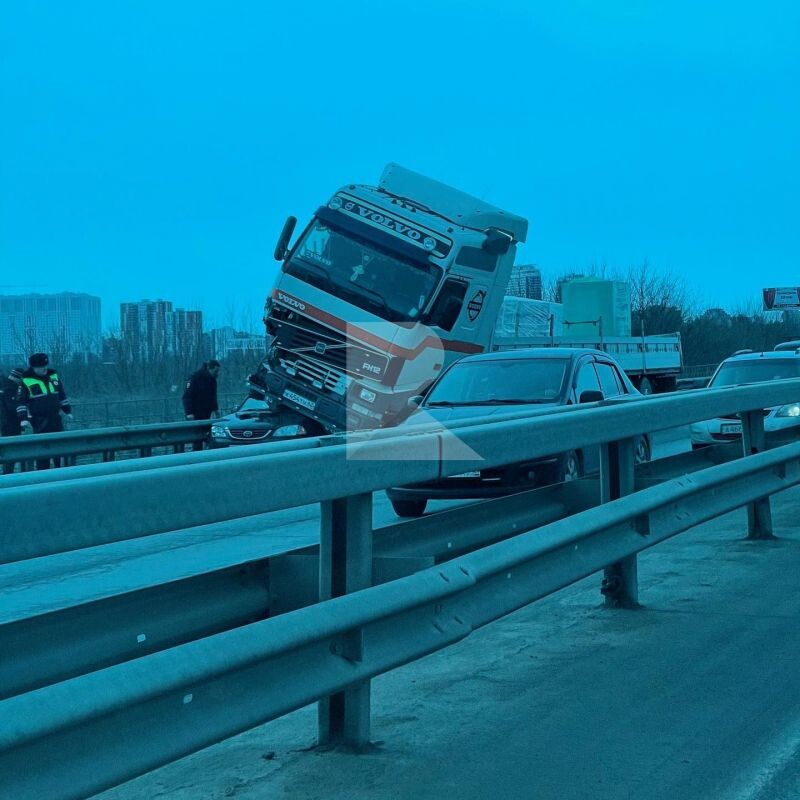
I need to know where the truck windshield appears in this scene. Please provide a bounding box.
[710,359,800,387]
[425,358,570,406]
[284,219,441,323]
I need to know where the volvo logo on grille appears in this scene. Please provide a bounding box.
[315,342,327,355]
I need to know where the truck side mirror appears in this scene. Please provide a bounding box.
[274,216,298,261]
[579,389,604,404]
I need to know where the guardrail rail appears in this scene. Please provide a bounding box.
[1,380,799,799]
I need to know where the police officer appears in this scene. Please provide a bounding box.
[0,367,24,475]
[16,353,73,470]
[182,360,221,420]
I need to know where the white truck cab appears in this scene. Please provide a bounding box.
[262,164,528,433]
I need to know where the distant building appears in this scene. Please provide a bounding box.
[167,308,203,359]
[0,292,101,362]
[506,264,543,300]
[120,300,203,361]
[208,327,265,359]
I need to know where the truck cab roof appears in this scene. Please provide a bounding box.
[377,163,528,243]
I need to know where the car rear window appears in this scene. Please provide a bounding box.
[425,358,569,405]
[710,359,800,387]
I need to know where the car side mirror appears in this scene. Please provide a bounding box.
[274,216,297,261]
[408,395,424,408]
[579,389,604,404]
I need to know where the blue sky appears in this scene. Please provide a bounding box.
[2,1,798,328]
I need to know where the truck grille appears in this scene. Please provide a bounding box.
[270,305,388,378]
[280,356,345,393]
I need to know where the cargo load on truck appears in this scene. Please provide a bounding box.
[494,297,563,338]
[491,277,682,394]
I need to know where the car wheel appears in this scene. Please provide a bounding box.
[559,450,582,482]
[634,435,650,464]
[391,498,427,518]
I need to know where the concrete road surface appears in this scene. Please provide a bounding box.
[100,483,800,800]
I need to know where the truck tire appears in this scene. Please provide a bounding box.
[637,376,654,395]
[391,498,427,518]
[634,435,650,464]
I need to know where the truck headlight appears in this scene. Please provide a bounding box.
[776,403,800,417]
[359,388,377,404]
[211,425,228,438]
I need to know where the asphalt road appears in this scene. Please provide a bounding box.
[98,477,800,800]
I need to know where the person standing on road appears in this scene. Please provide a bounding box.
[0,367,25,475]
[182,360,221,420]
[16,353,73,470]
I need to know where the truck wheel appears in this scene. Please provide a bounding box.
[391,499,427,517]
[638,377,654,395]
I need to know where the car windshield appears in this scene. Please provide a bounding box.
[425,358,569,406]
[284,219,441,323]
[710,359,800,387]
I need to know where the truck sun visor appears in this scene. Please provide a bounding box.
[314,206,437,269]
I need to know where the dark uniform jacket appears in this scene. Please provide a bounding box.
[16,368,71,434]
[182,368,219,419]
[0,377,21,436]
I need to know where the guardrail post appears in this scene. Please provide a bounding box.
[742,410,774,540]
[318,492,373,750]
[600,438,639,608]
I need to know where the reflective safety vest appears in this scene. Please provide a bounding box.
[22,374,59,397]
[17,370,70,422]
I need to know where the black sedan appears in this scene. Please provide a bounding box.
[386,348,650,517]
[209,396,319,447]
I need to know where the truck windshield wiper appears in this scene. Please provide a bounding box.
[345,283,391,317]
[290,257,334,292]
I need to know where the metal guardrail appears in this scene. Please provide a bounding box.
[0,419,212,466]
[1,380,799,798]
[2,373,717,471]
[68,392,244,429]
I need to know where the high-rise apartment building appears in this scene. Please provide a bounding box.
[506,264,543,300]
[120,300,203,361]
[0,292,101,362]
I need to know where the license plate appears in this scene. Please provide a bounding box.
[283,389,315,411]
[720,423,742,435]
[449,471,481,479]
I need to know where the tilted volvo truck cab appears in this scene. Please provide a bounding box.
[258,163,529,434]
